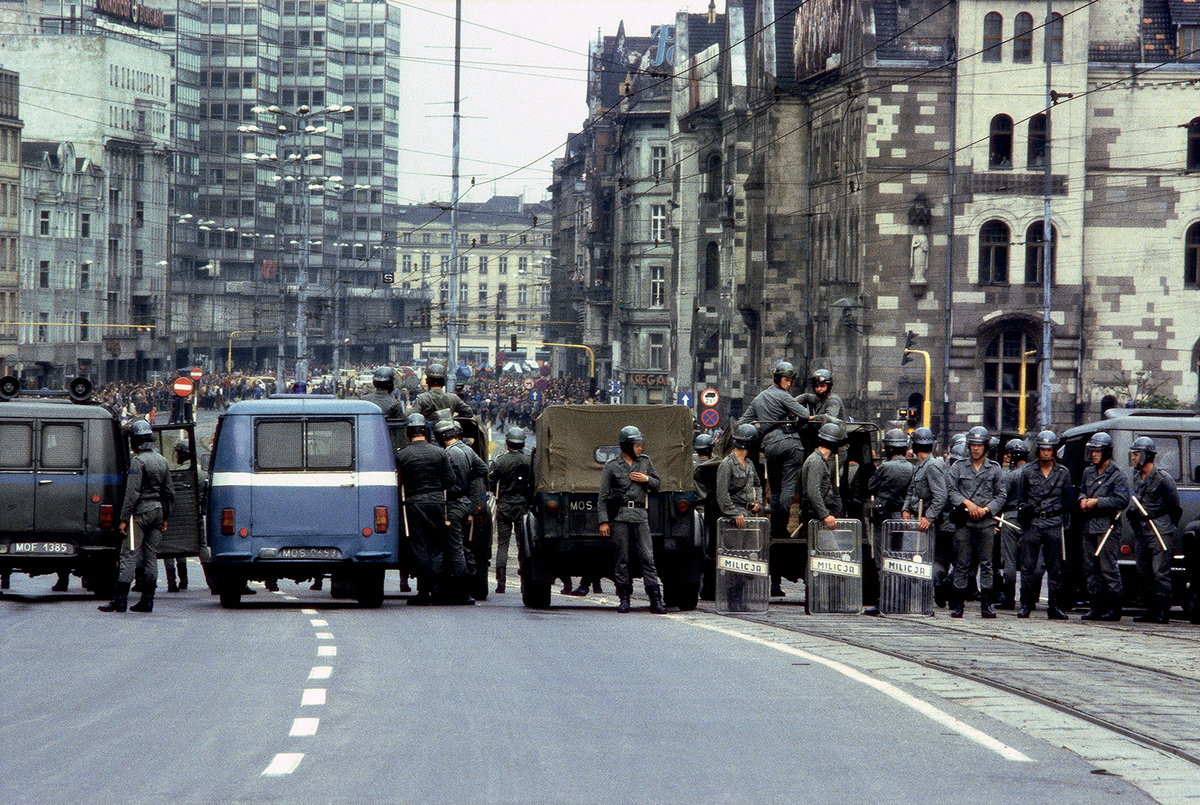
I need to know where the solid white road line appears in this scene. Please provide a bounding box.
[290,718,320,737]
[309,666,332,680]
[262,753,304,776]
[682,617,1034,763]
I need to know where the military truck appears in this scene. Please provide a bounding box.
[519,404,703,610]
[1061,410,1200,621]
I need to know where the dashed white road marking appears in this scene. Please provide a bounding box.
[309,666,332,680]
[301,688,326,706]
[262,753,304,776]
[301,608,318,615]
[310,619,328,627]
[315,632,334,639]
[679,616,1034,763]
[317,645,337,657]
[290,718,320,737]
[282,595,298,601]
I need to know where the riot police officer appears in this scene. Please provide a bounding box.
[436,418,488,604]
[716,424,763,526]
[362,366,402,418]
[1013,430,1072,620]
[996,439,1030,610]
[395,413,453,606]
[902,427,948,602]
[100,420,174,614]
[944,425,1006,619]
[598,426,665,614]
[866,428,915,613]
[1078,432,1131,621]
[490,427,533,594]
[1128,437,1180,624]
[803,423,845,530]
[415,363,475,425]
[738,361,810,595]
[797,368,845,426]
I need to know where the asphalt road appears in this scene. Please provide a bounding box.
[0,571,1159,805]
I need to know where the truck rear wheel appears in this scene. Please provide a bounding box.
[521,561,552,609]
[666,580,699,611]
[218,571,244,608]
[356,567,385,608]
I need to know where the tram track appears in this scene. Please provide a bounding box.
[722,604,1200,768]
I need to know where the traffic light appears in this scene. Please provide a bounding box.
[510,334,518,351]
[906,392,923,434]
[902,331,916,365]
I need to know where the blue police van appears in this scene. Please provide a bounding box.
[206,396,399,607]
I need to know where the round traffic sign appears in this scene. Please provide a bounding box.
[172,377,195,397]
[700,388,720,407]
[535,378,548,390]
[496,350,506,363]
[700,407,720,429]
[189,366,203,380]
[539,364,551,377]
[522,378,535,391]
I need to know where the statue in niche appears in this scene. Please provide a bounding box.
[910,232,929,285]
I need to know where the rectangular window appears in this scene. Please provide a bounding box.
[0,423,33,468]
[41,423,83,468]
[650,204,668,242]
[499,256,508,275]
[649,333,665,369]
[39,210,50,235]
[81,213,91,238]
[255,419,354,471]
[80,262,91,290]
[39,260,50,288]
[80,311,89,341]
[1181,26,1200,60]
[518,284,528,305]
[478,285,488,305]
[402,254,412,273]
[650,265,666,307]
[479,256,488,274]
[651,145,667,180]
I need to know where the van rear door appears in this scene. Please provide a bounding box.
[34,420,87,536]
[0,419,35,533]
[251,417,359,540]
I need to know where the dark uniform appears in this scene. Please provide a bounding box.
[1013,460,1073,617]
[490,444,533,592]
[1130,458,1179,622]
[738,383,808,542]
[716,451,762,519]
[867,452,915,609]
[445,437,488,603]
[599,450,662,607]
[1078,460,1131,618]
[104,433,174,613]
[415,388,474,425]
[362,388,402,419]
[997,457,1029,607]
[802,447,841,523]
[396,439,453,602]
[945,449,1006,612]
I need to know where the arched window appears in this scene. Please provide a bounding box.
[979,220,1010,284]
[983,330,1039,432]
[705,153,722,201]
[989,114,1013,168]
[1013,13,1033,63]
[983,12,1003,62]
[1024,222,1057,285]
[1186,222,1200,287]
[705,241,720,291]
[1028,113,1048,168]
[1188,118,1200,171]
[1045,12,1064,63]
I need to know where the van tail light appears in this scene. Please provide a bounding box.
[675,496,691,515]
[1120,544,1132,556]
[374,506,389,534]
[100,504,114,529]
[545,496,560,516]
[221,508,235,536]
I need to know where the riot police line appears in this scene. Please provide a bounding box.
[691,361,1200,624]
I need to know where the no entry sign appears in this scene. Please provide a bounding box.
[172,377,195,397]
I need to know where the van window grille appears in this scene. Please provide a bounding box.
[255,419,354,471]
[0,424,32,467]
[40,424,83,468]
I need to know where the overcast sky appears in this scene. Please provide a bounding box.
[395,0,698,205]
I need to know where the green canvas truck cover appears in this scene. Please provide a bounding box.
[533,404,695,493]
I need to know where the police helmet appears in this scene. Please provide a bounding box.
[732,423,759,448]
[373,365,396,389]
[773,361,798,384]
[911,427,936,452]
[1130,435,1156,469]
[949,442,968,462]
[1034,430,1058,452]
[1005,438,1030,459]
[693,433,716,455]
[966,425,990,446]
[505,427,526,449]
[174,438,193,462]
[618,425,644,455]
[1086,431,1114,460]
[883,428,908,453]
[811,368,833,390]
[951,432,967,448]
[433,418,461,444]
[817,422,844,447]
[404,412,428,437]
[129,419,153,450]
[425,363,447,385]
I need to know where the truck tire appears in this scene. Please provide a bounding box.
[521,560,552,609]
[217,571,244,608]
[356,567,385,608]
[87,556,118,598]
[667,580,699,611]
[219,587,243,608]
[472,567,490,602]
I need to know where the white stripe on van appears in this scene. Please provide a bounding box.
[211,471,396,487]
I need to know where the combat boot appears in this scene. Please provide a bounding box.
[647,585,667,614]
[495,567,506,594]
[770,574,785,597]
[177,562,188,591]
[997,580,1017,610]
[1156,594,1172,624]
[571,580,589,596]
[1133,599,1159,623]
[1017,603,1032,618]
[1081,594,1105,621]
[592,579,603,594]
[617,589,632,613]
[949,586,964,619]
[1099,600,1122,621]
[98,582,130,613]
[980,590,996,619]
[1046,594,1068,620]
[130,590,154,612]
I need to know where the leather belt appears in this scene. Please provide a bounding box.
[625,500,639,508]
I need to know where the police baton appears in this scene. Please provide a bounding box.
[128,516,136,551]
[995,514,1019,531]
[1130,496,1168,552]
[398,477,412,542]
[1094,513,1118,556]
